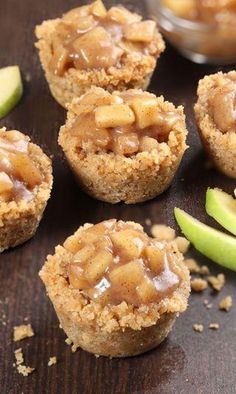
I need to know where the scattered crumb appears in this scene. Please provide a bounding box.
[65,338,72,346]
[145,218,152,226]
[95,354,100,358]
[206,303,213,309]
[191,278,208,292]
[193,324,204,332]
[208,274,225,291]
[219,296,232,312]
[17,365,35,377]
[203,299,209,305]
[200,265,210,276]
[14,348,24,365]
[150,224,175,241]
[184,258,200,273]
[175,237,190,254]
[13,324,34,342]
[71,344,78,353]
[14,348,35,376]
[48,356,57,366]
[209,323,219,330]
[65,337,78,352]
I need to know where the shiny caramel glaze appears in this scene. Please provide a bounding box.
[0,130,43,203]
[64,220,183,306]
[49,0,157,76]
[68,89,181,156]
[207,74,236,132]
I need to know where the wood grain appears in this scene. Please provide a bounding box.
[0,1,235,393]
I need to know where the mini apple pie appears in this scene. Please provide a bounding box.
[58,87,188,204]
[0,128,53,252]
[39,219,190,357]
[195,71,236,178]
[35,0,165,108]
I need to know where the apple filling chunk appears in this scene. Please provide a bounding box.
[48,0,157,76]
[208,82,236,133]
[69,89,182,156]
[0,130,42,203]
[65,220,182,306]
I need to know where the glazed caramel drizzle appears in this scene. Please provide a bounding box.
[66,220,181,306]
[0,132,42,203]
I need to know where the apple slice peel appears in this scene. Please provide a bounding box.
[174,207,236,272]
[0,66,23,119]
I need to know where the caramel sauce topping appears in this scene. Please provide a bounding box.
[49,0,156,76]
[64,220,182,306]
[68,89,181,156]
[208,79,236,132]
[0,130,43,203]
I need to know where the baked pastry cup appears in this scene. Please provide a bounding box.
[39,219,190,358]
[195,71,236,178]
[0,128,53,252]
[58,87,188,204]
[35,0,165,108]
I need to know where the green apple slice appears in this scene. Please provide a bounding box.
[174,207,236,271]
[0,66,23,119]
[206,188,236,236]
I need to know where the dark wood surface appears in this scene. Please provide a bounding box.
[0,1,236,393]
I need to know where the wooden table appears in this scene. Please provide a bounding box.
[0,1,236,393]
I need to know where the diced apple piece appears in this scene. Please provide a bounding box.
[76,15,96,32]
[68,264,90,289]
[0,171,13,201]
[80,90,113,107]
[139,136,158,152]
[107,6,142,24]
[110,229,145,260]
[64,236,82,253]
[136,276,157,304]
[208,85,236,133]
[109,260,144,287]
[124,21,156,43]
[84,250,113,283]
[130,97,158,129]
[145,246,165,274]
[95,104,135,128]
[72,26,120,70]
[113,133,139,155]
[63,5,90,21]
[91,0,107,18]
[50,44,70,77]
[73,244,96,264]
[10,153,42,188]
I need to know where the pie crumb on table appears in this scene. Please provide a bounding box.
[13,324,34,342]
[219,296,233,312]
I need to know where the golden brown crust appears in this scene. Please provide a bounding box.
[39,221,190,357]
[0,128,53,252]
[194,71,236,178]
[35,17,165,108]
[58,88,188,204]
